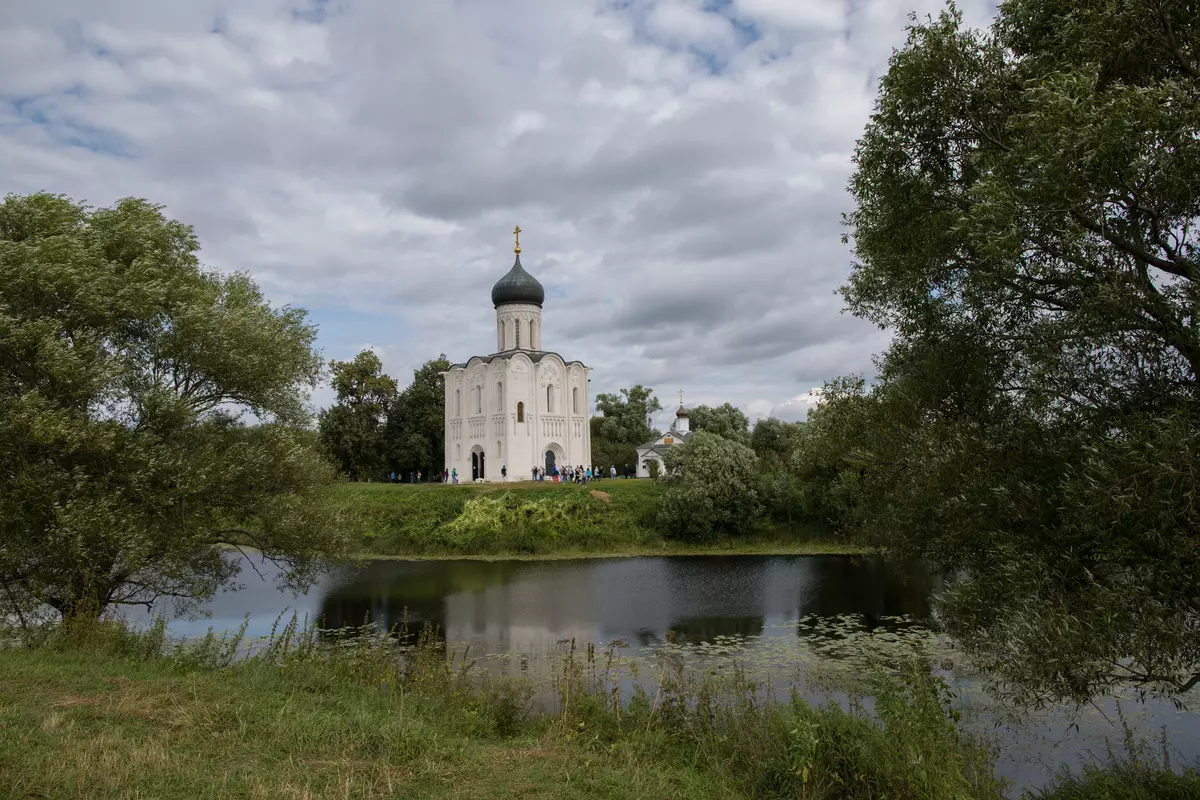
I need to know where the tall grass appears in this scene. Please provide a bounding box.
[7,618,1194,798]
[5,615,1004,800]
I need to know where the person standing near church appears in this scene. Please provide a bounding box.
[501,465,507,482]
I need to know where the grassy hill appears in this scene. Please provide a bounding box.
[323,480,856,558]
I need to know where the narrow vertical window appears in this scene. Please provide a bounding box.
[455,389,461,417]
[515,320,521,349]
[572,386,579,414]
[496,381,503,411]
[546,384,554,413]
[517,402,525,423]
[476,386,482,414]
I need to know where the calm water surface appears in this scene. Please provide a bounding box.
[127,554,1200,796]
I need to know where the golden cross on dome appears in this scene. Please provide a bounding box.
[679,389,684,406]
[513,226,522,254]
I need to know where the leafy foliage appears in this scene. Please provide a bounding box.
[659,431,761,540]
[318,350,397,480]
[0,192,347,623]
[688,402,751,445]
[749,416,806,471]
[386,355,451,479]
[801,0,1200,703]
[591,385,663,475]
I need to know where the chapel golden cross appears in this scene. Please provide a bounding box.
[513,226,522,254]
[679,389,684,406]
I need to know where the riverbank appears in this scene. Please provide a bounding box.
[4,626,1192,800]
[326,480,865,559]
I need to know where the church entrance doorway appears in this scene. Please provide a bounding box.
[472,449,486,481]
[544,449,556,475]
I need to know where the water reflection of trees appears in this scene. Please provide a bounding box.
[317,560,529,639]
[794,556,935,641]
[663,615,765,643]
[314,555,938,650]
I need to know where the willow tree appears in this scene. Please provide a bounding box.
[0,193,347,626]
[824,0,1200,703]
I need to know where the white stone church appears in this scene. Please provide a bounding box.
[442,230,592,481]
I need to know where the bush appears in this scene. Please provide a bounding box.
[659,431,762,540]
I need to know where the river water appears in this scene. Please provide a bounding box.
[125,553,1200,796]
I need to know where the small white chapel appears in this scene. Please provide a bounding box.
[635,393,693,478]
[442,228,592,481]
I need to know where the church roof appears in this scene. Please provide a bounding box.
[449,349,588,370]
[637,430,694,451]
[491,254,545,307]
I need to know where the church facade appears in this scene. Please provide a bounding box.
[442,229,592,481]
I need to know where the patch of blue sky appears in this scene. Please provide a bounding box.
[304,306,410,357]
[618,0,762,76]
[291,0,332,24]
[8,88,136,157]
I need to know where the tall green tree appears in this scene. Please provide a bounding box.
[0,193,347,625]
[750,417,806,470]
[814,0,1200,703]
[386,355,450,479]
[590,385,663,474]
[689,403,751,445]
[318,350,397,480]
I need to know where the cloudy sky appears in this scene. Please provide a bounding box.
[1,0,996,427]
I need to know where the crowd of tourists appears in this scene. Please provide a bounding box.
[527,464,618,484]
[391,464,625,484]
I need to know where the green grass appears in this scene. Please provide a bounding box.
[1,620,1002,800]
[5,621,1193,799]
[324,480,864,559]
[1029,764,1200,799]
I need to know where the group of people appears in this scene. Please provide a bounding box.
[391,464,624,485]
[529,464,617,484]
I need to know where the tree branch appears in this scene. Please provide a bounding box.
[1073,212,1200,282]
[1156,1,1200,80]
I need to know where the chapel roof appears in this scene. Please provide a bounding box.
[491,254,545,308]
[637,430,694,451]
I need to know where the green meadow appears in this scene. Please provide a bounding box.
[323,480,859,559]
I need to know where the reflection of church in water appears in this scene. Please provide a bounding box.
[442,228,592,482]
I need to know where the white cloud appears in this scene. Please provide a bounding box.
[0,0,999,416]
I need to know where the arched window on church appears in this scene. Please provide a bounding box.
[515,320,521,349]
[476,386,482,415]
[531,320,537,349]
[572,386,579,414]
[496,381,503,411]
[517,402,525,423]
[455,389,461,417]
[546,384,554,413]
